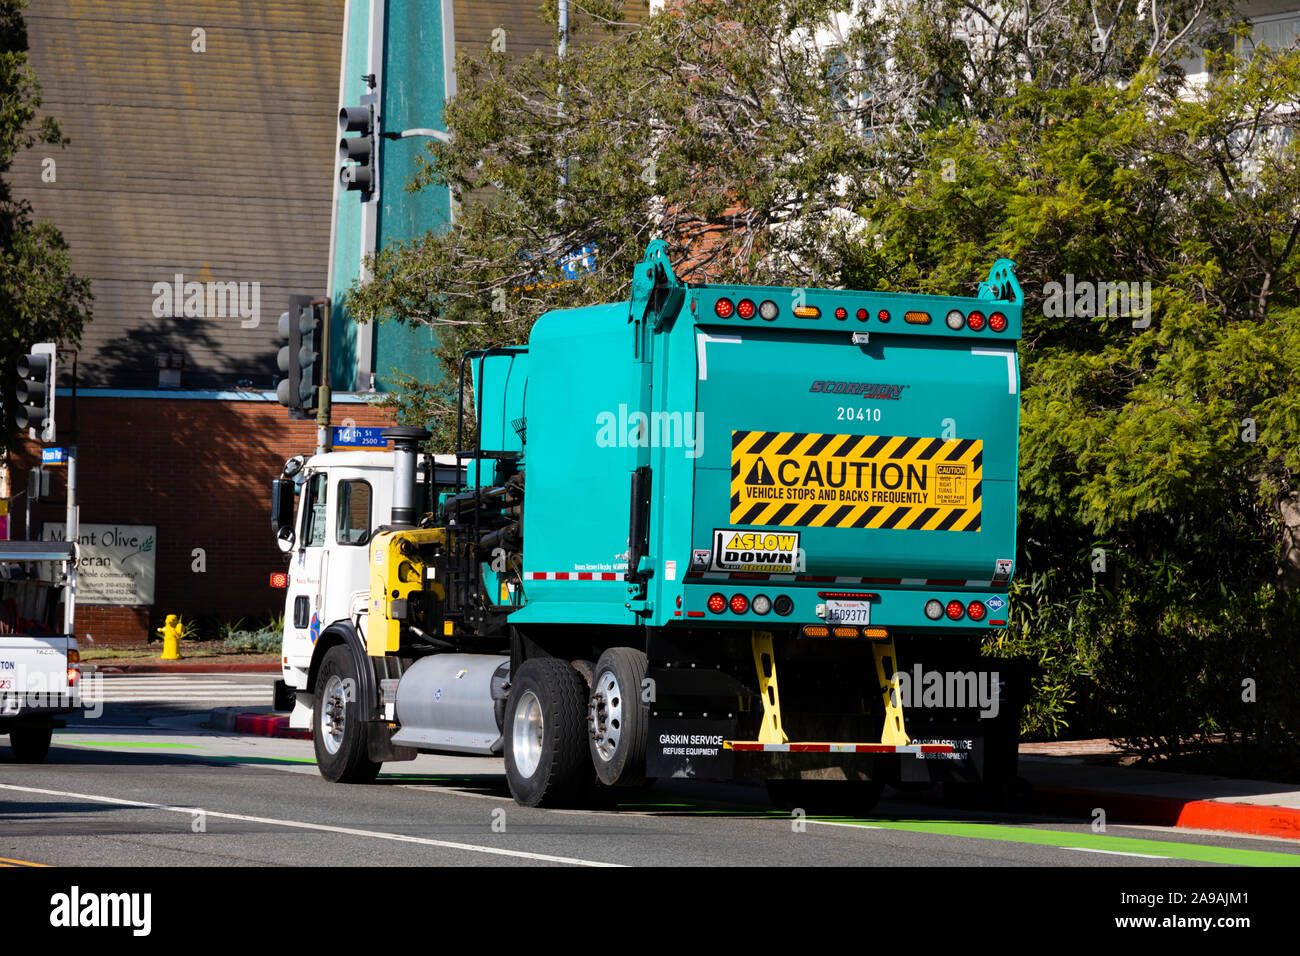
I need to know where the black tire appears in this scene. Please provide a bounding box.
[504,657,592,807]
[766,779,885,816]
[588,647,649,787]
[571,659,595,690]
[313,645,381,784]
[9,726,53,763]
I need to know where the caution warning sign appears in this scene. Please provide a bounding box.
[730,431,983,531]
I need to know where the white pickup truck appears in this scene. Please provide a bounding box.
[0,541,81,762]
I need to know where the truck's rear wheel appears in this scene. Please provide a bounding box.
[504,658,591,807]
[8,726,53,763]
[313,645,381,784]
[588,647,649,787]
[766,779,884,816]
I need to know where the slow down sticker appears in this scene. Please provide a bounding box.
[730,430,983,532]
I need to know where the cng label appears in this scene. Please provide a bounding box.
[711,529,801,574]
[730,431,982,532]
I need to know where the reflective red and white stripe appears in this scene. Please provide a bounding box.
[725,742,954,754]
[523,571,622,581]
[688,572,994,588]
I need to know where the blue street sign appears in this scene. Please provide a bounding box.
[41,447,67,465]
[332,426,387,450]
[559,245,597,280]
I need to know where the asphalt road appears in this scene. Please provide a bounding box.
[2,674,1299,868]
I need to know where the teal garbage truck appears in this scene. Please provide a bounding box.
[273,241,1024,809]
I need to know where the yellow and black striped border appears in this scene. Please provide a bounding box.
[729,430,983,531]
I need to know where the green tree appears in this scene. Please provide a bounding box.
[0,0,92,453]
[349,1,1300,769]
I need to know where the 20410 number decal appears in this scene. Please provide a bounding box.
[837,407,881,422]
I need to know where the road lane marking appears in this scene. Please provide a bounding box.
[0,783,621,868]
[1067,847,1168,859]
[0,855,50,867]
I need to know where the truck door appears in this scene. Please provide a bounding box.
[287,471,330,655]
[324,475,373,630]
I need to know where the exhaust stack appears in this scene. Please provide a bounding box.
[383,426,431,528]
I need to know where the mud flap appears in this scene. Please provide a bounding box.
[366,720,417,763]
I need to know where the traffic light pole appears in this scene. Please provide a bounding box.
[58,348,78,635]
[314,298,332,456]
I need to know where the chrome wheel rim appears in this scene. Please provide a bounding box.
[512,690,544,778]
[321,674,347,755]
[589,670,623,763]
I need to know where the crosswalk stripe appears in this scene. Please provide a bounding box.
[78,675,276,704]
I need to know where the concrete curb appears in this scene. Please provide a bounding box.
[1032,786,1300,841]
[209,707,309,740]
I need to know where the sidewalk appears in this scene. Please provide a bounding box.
[210,710,1300,841]
[1020,738,1300,840]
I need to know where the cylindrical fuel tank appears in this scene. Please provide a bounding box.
[391,653,510,755]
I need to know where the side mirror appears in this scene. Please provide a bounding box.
[271,478,296,552]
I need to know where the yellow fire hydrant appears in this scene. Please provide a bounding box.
[158,614,184,660]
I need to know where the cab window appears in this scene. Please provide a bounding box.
[336,480,372,546]
[302,474,328,548]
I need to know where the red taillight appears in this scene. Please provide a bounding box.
[967,310,986,331]
[67,667,80,686]
[737,298,756,319]
[729,594,749,614]
[834,306,847,320]
[707,593,727,614]
[967,600,987,621]
[714,298,734,318]
[877,309,890,322]
[270,571,288,589]
[946,600,965,620]
[989,311,1007,333]
[856,308,868,321]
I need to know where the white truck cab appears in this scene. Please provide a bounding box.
[0,541,82,762]
[272,449,461,729]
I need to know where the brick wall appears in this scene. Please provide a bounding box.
[8,394,394,643]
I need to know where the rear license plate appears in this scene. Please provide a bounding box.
[825,599,870,625]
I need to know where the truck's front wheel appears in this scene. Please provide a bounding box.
[8,725,53,763]
[313,645,381,784]
[504,658,590,807]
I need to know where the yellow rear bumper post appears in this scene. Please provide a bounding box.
[871,636,910,746]
[750,630,788,745]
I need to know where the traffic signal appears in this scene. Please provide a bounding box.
[276,295,322,420]
[339,95,378,201]
[15,343,56,442]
